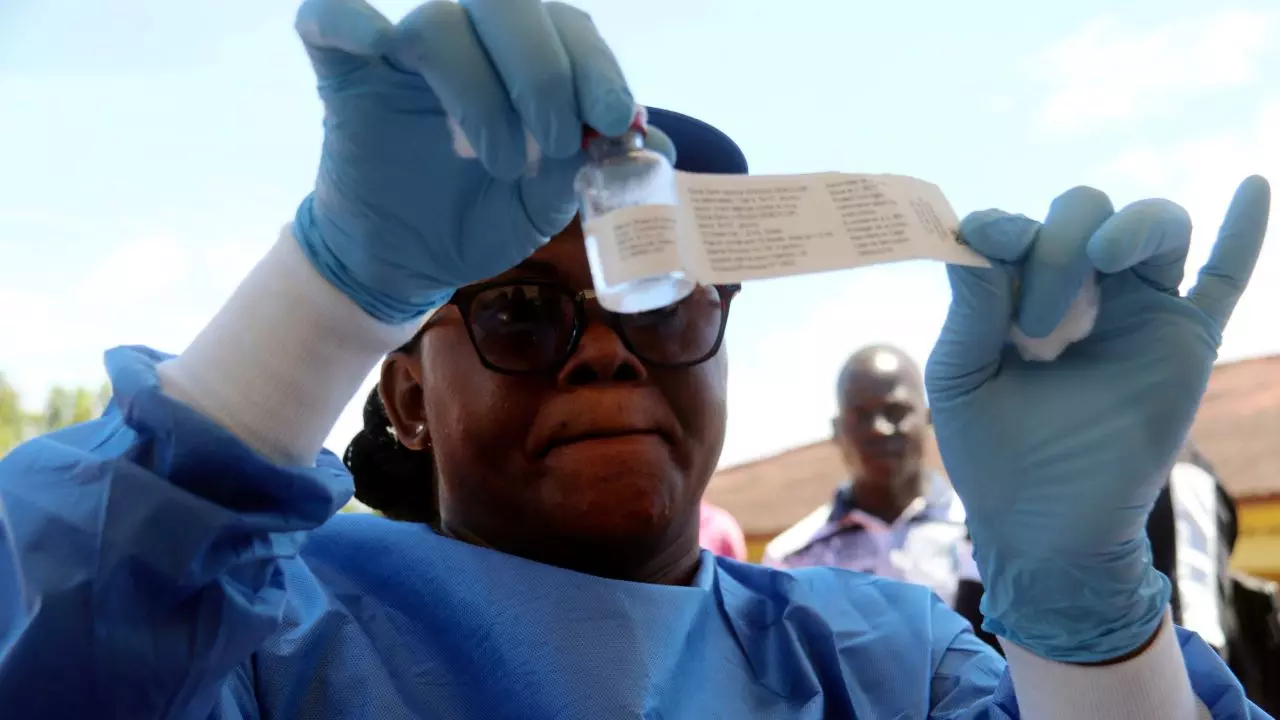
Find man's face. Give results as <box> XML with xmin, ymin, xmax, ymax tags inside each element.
<box><xmin>834</xmin><ymin>351</ymin><xmax>928</xmax><ymax>494</ymax></box>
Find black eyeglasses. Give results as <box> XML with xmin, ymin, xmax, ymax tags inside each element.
<box><xmin>433</xmin><ymin>280</ymin><xmax>739</xmax><ymax>375</ymax></box>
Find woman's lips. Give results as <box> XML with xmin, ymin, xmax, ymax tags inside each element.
<box><xmin>542</xmin><ymin>430</ymin><xmax>668</xmax><ymax>456</ymax></box>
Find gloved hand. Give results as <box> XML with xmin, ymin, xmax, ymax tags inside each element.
<box><xmin>292</xmin><ymin>0</ymin><xmax>674</xmax><ymax>323</ymax></box>
<box><xmin>926</xmin><ymin>177</ymin><xmax>1271</xmax><ymax>663</ymax></box>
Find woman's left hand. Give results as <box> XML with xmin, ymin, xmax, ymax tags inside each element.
<box><xmin>926</xmin><ymin>176</ymin><xmax>1270</xmax><ymax>663</ymax></box>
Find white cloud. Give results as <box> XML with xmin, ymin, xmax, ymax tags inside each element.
<box><xmin>0</xmin><ymin>232</ymin><xmax>272</xmax><ymax>408</ymax></box>
<box><xmin>74</xmin><ymin>235</ymin><xmax>192</xmax><ymax>304</ymax></box>
<box><xmin>0</xmin><ymin>218</ymin><xmax>368</xmax><ymax>451</ymax></box>
<box><xmin>1096</xmin><ymin>98</ymin><xmax>1280</xmax><ymax>363</ymax></box>
<box><xmin>0</xmin><ymin>288</ymin><xmax>56</xmax><ymax>366</ymax></box>
<box><xmin>987</xmin><ymin>95</ymin><xmax>1015</xmax><ymax>115</ymax></box>
<box><xmin>1032</xmin><ymin>9</ymin><xmax>1277</xmax><ymax>137</ymax></box>
<box><xmin>716</xmin><ymin>264</ymin><xmax>950</xmax><ymax>467</ymax></box>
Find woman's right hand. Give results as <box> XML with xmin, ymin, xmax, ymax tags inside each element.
<box><xmin>292</xmin><ymin>0</ymin><xmax>668</xmax><ymax>324</ymax></box>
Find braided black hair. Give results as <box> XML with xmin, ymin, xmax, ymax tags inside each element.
<box><xmin>343</xmin><ymin>387</ymin><xmax>439</xmax><ymax>527</ymax></box>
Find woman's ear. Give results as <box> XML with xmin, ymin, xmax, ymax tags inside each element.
<box><xmin>379</xmin><ymin>352</ymin><xmax>432</xmax><ymax>451</ymax></box>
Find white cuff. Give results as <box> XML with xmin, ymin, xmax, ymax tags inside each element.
<box><xmin>1000</xmin><ymin>610</ymin><xmax>1209</xmax><ymax>720</ymax></box>
<box><xmin>158</xmin><ymin>226</ymin><xmax>421</xmax><ymax>467</ymax></box>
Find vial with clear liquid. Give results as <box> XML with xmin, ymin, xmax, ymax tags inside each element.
<box><xmin>574</xmin><ymin>112</ymin><xmax>695</xmax><ymax>314</ymax></box>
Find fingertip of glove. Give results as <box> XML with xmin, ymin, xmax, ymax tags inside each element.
<box><xmin>958</xmin><ymin>209</ymin><xmax>1006</xmax><ymax>234</ymax></box>
<box><xmin>582</xmin><ymin>88</ymin><xmax>637</xmax><ymax>139</ymax></box>
<box><xmin>1116</xmin><ymin>198</ymin><xmax>1191</xmax><ymax>227</ymax></box>
<box><xmin>296</xmin><ymin>0</ymin><xmax>394</xmax><ymax>56</ymax></box>
<box><xmin>958</xmin><ymin>210</ymin><xmax>1040</xmax><ymax>263</ymax></box>
<box><xmin>1087</xmin><ymin>199</ymin><xmax>1191</xmax><ymax>272</ymax></box>
<box><xmin>1221</xmin><ymin>175</ymin><xmax>1272</xmax><ymax>238</ymax></box>
<box><xmin>1240</xmin><ymin>174</ymin><xmax>1271</xmax><ymax>194</ymax></box>
<box><xmin>520</xmin><ymin>154</ymin><xmax>584</xmax><ymax>237</ymax></box>
<box><xmin>387</xmin><ymin>2</ymin><xmax>466</xmax><ymax>74</ymax></box>
<box><xmin>1049</xmin><ymin>185</ymin><xmax>1113</xmax><ymax>214</ymax></box>
<box><xmin>1231</xmin><ymin>174</ymin><xmax>1272</xmax><ymax>212</ymax></box>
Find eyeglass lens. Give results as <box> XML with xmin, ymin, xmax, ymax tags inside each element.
<box><xmin>465</xmin><ymin>283</ymin><xmax>725</xmax><ymax>372</ymax></box>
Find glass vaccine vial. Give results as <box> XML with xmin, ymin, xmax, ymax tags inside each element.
<box><xmin>575</xmin><ymin>111</ymin><xmax>695</xmax><ymax>314</ymax></box>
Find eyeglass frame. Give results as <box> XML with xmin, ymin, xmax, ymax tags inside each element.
<box><xmin>419</xmin><ymin>278</ymin><xmax>741</xmax><ymax>377</ymax></box>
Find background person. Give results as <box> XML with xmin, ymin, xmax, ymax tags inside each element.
<box><xmin>764</xmin><ymin>345</ymin><xmax>979</xmax><ymax>609</ymax></box>
<box><xmin>699</xmin><ymin>501</ymin><xmax>748</xmax><ymax>561</ymax></box>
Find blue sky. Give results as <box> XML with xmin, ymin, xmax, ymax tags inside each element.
<box><xmin>1</xmin><ymin>1</ymin><xmax>1277</xmax><ymax>467</ymax></box>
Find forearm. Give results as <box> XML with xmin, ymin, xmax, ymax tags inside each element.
<box><xmin>1001</xmin><ymin>611</ymin><xmax>1209</xmax><ymax>719</ymax></box>
<box><xmin>158</xmin><ymin>226</ymin><xmax>422</xmax><ymax>466</ymax></box>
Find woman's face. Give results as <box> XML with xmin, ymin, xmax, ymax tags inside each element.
<box><xmin>381</xmin><ymin>222</ymin><xmax>729</xmax><ymax>580</ymax></box>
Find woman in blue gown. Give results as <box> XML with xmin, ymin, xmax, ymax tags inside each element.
<box><xmin>0</xmin><ymin>0</ymin><xmax>1271</xmax><ymax>717</ymax></box>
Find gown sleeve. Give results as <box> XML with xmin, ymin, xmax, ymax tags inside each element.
<box><xmin>0</xmin><ymin>230</ymin><xmax>419</xmax><ymax>718</ymax></box>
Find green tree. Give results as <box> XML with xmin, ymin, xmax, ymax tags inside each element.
<box><xmin>0</xmin><ymin>378</ymin><xmax>111</xmax><ymax>458</ymax></box>
<box><xmin>42</xmin><ymin>386</ymin><xmax>74</xmax><ymax>433</ymax></box>
<box><xmin>96</xmin><ymin>381</ymin><xmax>112</xmax><ymax>414</ymax></box>
<box><xmin>72</xmin><ymin>386</ymin><xmax>99</xmax><ymax>425</ymax></box>
<box><xmin>0</xmin><ymin>375</ymin><xmax>23</xmax><ymax>456</ymax></box>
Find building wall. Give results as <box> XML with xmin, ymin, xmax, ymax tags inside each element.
<box><xmin>1233</xmin><ymin>497</ymin><xmax>1280</xmax><ymax>581</ymax></box>
<box><xmin>745</xmin><ymin>535</ymin><xmax>772</xmax><ymax>564</ymax></box>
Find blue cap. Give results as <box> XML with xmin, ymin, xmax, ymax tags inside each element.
<box><xmin>647</xmin><ymin>107</ymin><xmax>748</xmax><ymax>175</ymax></box>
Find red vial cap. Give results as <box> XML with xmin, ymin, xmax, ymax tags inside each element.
<box><xmin>581</xmin><ymin>110</ymin><xmax>648</xmax><ymax>150</ymax></box>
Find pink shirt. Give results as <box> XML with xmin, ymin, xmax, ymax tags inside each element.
<box><xmin>698</xmin><ymin>502</ymin><xmax>748</xmax><ymax>561</ymax></box>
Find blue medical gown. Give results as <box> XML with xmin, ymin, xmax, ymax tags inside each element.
<box><xmin>0</xmin><ymin>347</ymin><xmax>1261</xmax><ymax>719</ymax></box>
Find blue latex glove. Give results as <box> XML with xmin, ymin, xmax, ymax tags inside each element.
<box><xmin>292</xmin><ymin>0</ymin><xmax>675</xmax><ymax>323</ymax></box>
<box><xmin>926</xmin><ymin>177</ymin><xmax>1271</xmax><ymax>663</ymax></box>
